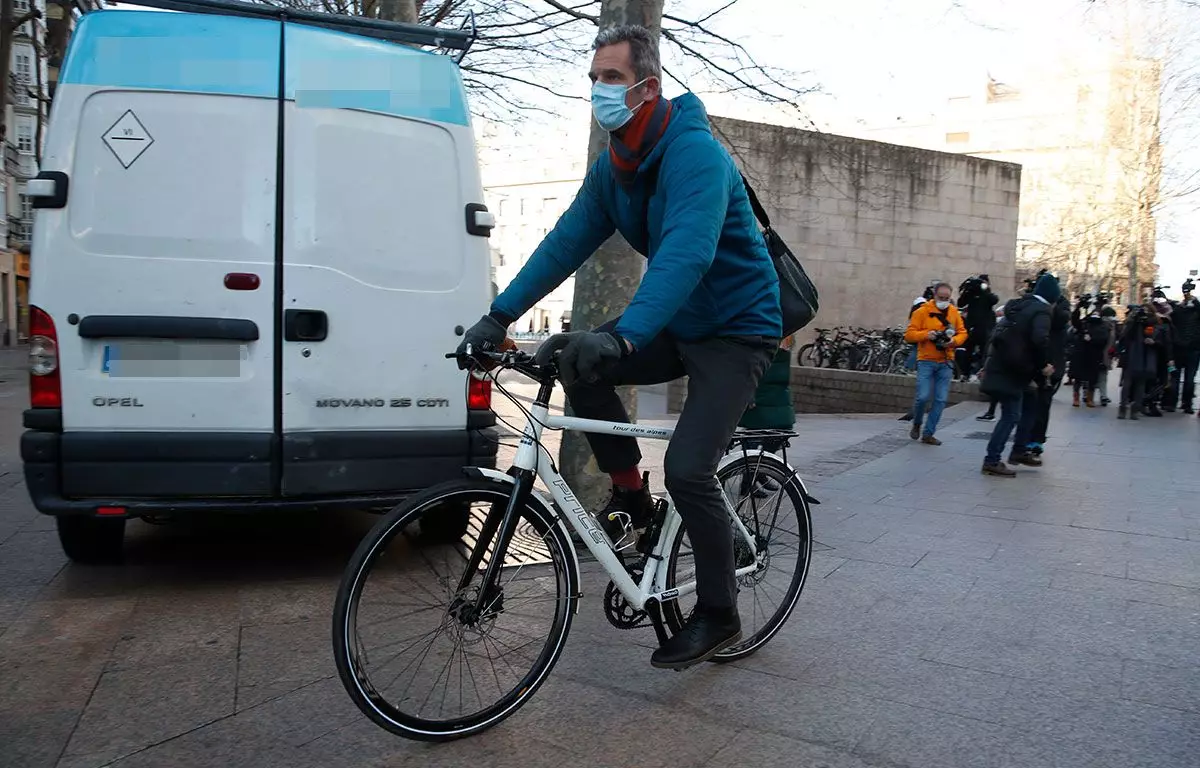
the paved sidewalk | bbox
[2,378,1199,768]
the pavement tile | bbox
[1050,570,1200,610]
[236,619,337,711]
[106,591,240,671]
[701,729,883,768]
[873,531,1001,559]
[1120,659,1200,714]
[0,530,66,587]
[0,710,78,768]
[0,584,41,637]
[922,624,1125,699]
[851,702,1018,768]
[521,677,739,768]
[818,536,930,568]
[58,653,237,768]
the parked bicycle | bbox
[797,326,913,375]
[332,345,815,741]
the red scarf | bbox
[609,96,672,189]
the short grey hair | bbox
[593,25,661,81]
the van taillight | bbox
[468,373,492,411]
[29,306,61,409]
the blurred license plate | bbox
[102,342,243,378]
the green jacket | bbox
[739,347,794,429]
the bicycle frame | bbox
[517,404,760,611]
[460,374,760,618]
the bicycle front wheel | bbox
[332,479,578,742]
[797,343,822,368]
[662,453,812,662]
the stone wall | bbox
[667,367,984,416]
[711,117,1021,342]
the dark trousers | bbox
[565,318,775,610]
[960,330,988,378]
[985,394,1023,465]
[1165,348,1200,409]
[1121,370,1146,408]
[1011,387,1040,455]
[1030,378,1061,445]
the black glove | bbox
[535,331,626,386]
[456,314,508,368]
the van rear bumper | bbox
[21,420,499,516]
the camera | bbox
[1151,285,1170,300]
[1077,293,1093,309]
[1184,278,1195,294]
[930,328,956,350]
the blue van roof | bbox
[59,10,471,126]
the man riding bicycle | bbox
[458,25,781,670]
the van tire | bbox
[56,516,126,564]
[419,499,472,543]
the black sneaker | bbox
[1185,406,1195,415]
[596,476,656,546]
[650,604,742,670]
[976,412,996,421]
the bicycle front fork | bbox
[458,468,537,614]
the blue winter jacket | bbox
[490,93,782,349]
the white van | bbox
[21,0,499,563]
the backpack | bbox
[988,311,1030,373]
[741,174,820,336]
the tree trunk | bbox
[559,0,664,509]
[378,0,418,23]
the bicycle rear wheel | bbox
[662,453,812,662]
[332,479,578,742]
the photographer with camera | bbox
[956,274,999,382]
[1164,278,1200,414]
[979,273,1057,476]
[1069,293,1110,408]
[1119,301,1169,420]
[904,281,967,445]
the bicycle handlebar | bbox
[447,343,559,382]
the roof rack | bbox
[103,0,477,56]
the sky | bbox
[109,0,1199,285]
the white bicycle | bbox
[332,345,815,741]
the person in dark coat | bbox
[979,274,1056,476]
[1119,302,1166,420]
[956,274,999,381]
[1069,299,1108,407]
[1143,298,1176,416]
[1165,279,1200,413]
[1019,292,1072,458]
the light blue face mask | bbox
[591,78,649,132]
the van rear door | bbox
[278,25,492,496]
[40,12,280,497]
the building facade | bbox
[863,55,1162,302]
[0,0,81,345]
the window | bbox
[13,0,28,12]
[19,194,32,221]
[15,120,33,153]
[13,51,31,83]
[945,131,970,144]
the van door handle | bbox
[284,309,328,341]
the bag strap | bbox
[739,172,771,230]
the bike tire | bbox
[797,343,822,368]
[332,478,578,742]
[661,453,812,662]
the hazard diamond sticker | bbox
[102,110,155,169]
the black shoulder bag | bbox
[740,174,820,336]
